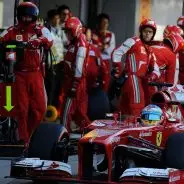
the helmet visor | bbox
[17,6,39,17]
[141,114,161,121]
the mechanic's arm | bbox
[103,32,116,57]
[0,28,12,79]
[0,27,12,42]
[166,54,178,85]
[148,53,161,82]
[112,38,135,78]
[100,54,110,91]
[69,45,87,97]
[40,27,53,49]
[28,27,53,49]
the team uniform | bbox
[0,5,53,143]
[112,36,160,116]
[58,17,90,131]
[151,45,179,84]
[86,43,109,92]
[92,30,115,90]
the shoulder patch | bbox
[123,37,136,48]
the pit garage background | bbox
[0,0,183,45]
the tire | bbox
[164,132,184,169]
[28,123,69,162]
[88,87,110,121]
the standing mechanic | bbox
[112,19,160,116]
[83,26,109,93]
[58,17,91,132]
[177,16,184,84]
[0,2,53,144]
[92,13,115,91]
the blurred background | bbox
[0,0,183,45]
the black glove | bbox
[68,81,78,98]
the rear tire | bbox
[164,132,184,169]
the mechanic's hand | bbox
[68,81,78,98]
[28,39,41,49]
[147,73,158,83]
[68,87,77,98]
[111,67,121,78]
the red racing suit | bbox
[86,43,109,92]
[112,36,160,116]
[0,23,53,143]
[179,51,184,84]
[92,30,115,90]
[58,33,91,131]
[151,45,179,85]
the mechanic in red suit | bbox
[83,27,109,92]
[177,16,184,84]
[58,17,91,132]
[92,13,115,90]
[0,2,53,144]
[112,19,160,116]
[151,25,184,85]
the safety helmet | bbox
[164,33,184,53]
[163,25,184,38]
[65,17,83,38]
[17,2,39,22]
[177,16,184,27]
[139,18,157,38]
[141,104,163,126]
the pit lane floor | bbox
[0,155,78,183]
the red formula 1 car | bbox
[8,84,184,184]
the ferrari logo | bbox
[156,132,162,147]
[16,35,23,41]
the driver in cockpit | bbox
[140,104,164,126]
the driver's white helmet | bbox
[141,104,164,126]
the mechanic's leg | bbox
[15,74,29,143]
[74,80,91,131]
[103,59,111,92]
[27,73,47,139]
[56,63,72,117]
[119,76,145,116]
[129,77,145,115]
[53,63,64,106]
[61,97,75,132]
[142,79,157,106]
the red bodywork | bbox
[78,88,184,182]
[79,117,184,182]
[10,88,184,183]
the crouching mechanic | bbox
[112,19,160,116]
[58,17,91,132]
[0,2,53,144]
[140,104,164,126]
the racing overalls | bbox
[58,33,91,131]
[112,36,160,116]
[92,30,115,90]
[0,23,53,143]
[151,44,179,85]
[86,43,109,92]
